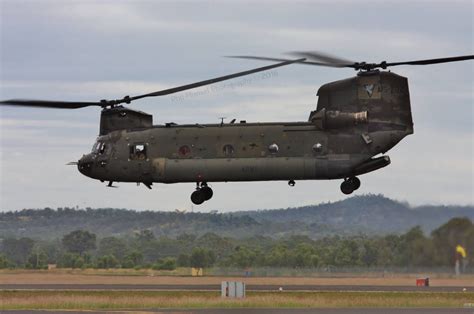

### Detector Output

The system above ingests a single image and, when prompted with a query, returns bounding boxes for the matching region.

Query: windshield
[91,142,99,153]
[92,142,107,155]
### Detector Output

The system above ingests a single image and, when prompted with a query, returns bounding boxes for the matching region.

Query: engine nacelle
[309,108,368,129]
[100,106,153,135]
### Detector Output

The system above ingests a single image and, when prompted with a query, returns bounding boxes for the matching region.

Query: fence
[208,266,474,277]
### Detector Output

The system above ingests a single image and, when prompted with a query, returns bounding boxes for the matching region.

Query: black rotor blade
[385,55,474,67]
[1,58,304,109]
[287,51,355,67]
[232,52,474,71]
[0,99,103,109]
[128,58,306,102]
[226,55,347,68]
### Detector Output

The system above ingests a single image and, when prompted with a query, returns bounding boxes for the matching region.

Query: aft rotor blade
[128,58,306,102]
[385,55,474,67]
[0,99,103,109]
[287,51,355,67]
[232,52,474,71]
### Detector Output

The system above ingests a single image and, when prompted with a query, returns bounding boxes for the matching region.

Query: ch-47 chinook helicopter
[1,52,473,205]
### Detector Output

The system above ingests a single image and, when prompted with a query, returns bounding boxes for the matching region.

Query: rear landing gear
[191,182,213,205]
[340,177,361,195]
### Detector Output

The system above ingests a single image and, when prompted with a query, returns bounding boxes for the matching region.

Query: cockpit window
[92,142,107,154]
[98,143,107,154]
[130,143,147,160]
[91,142,99,153]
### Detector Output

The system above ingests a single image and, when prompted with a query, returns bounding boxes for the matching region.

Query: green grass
[1,290,473,310]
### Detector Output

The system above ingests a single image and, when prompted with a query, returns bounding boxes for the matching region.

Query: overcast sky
[0,0,472,212]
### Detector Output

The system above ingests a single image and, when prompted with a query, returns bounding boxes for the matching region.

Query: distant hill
[0,194,472,240]
[238,194,474,236]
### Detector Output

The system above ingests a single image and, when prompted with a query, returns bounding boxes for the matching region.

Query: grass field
[1,269,473,286]
[1,290,473,310]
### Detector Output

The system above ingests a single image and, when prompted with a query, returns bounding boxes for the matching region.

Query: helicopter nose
[77,154,94,176]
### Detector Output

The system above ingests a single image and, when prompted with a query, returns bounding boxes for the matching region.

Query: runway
[0,283,471,292]
[2,308,473,314]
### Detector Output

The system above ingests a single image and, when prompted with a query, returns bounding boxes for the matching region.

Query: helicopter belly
[153,157,330,183]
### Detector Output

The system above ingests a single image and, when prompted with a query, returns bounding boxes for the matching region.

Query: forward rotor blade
[0,99,103,109]
[128,58,306,102]
[287,51,355,67]
[1,58,304,109]
[385,55,474,67]
[226,55,345,67]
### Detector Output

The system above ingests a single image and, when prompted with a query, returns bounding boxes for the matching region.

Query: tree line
[0,217,472,271]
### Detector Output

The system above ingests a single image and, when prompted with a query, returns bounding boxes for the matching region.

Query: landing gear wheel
[340,177,361,195]
[340,180,354,195]
[200,186,213,201]
[348,177,361,191]
[191,190,205,205]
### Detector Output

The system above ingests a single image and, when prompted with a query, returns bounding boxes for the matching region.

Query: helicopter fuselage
[79,120,406,185]
[77,70,414,203]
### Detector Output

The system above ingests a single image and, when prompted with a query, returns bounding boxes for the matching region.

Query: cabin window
[130,143,147,160]
[268,143,279,154]
[223,144,235,156]
[178,145,191,157]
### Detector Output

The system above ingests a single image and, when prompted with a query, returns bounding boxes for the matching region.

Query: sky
[0,0,472,212]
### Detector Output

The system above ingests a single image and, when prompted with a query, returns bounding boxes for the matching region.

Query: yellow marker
[191,267,203,276]
[456,245,467,258]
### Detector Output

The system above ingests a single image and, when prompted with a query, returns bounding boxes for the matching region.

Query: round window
[268,143,279,154]
[178,145,191,156]
[312,143,323,153]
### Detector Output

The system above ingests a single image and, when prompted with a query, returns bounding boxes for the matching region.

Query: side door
[129,142,153,183]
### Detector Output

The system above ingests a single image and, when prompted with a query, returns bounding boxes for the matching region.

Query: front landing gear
[191,182,213,205]
[340,177,361,195]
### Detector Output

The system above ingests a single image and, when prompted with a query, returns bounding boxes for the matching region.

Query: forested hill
[236,195,474,235]
[0,194,472,240]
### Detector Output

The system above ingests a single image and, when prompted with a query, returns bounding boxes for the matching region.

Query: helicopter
[1,52,473,205]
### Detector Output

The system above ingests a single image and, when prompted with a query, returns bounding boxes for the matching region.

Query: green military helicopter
[1,52,473,204]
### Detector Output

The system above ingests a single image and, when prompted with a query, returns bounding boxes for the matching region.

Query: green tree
[96,255,119,269]
[293,243,317,268]
[98,237,127,260]
[0,255,12,269]
[393,226,425,266]
[0,237,35,266]
[58,253,84,268]
[229,246,257,268]
[136,230,155,242]
[62,230,97,256]
[190,247,215,268]
[177,233,197,243]
[122,251,144,268]
[152,257,176,270]
[359,240,378,267]
[196,233,233,258]
[265,245,292,267]
[25,251,48,269]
